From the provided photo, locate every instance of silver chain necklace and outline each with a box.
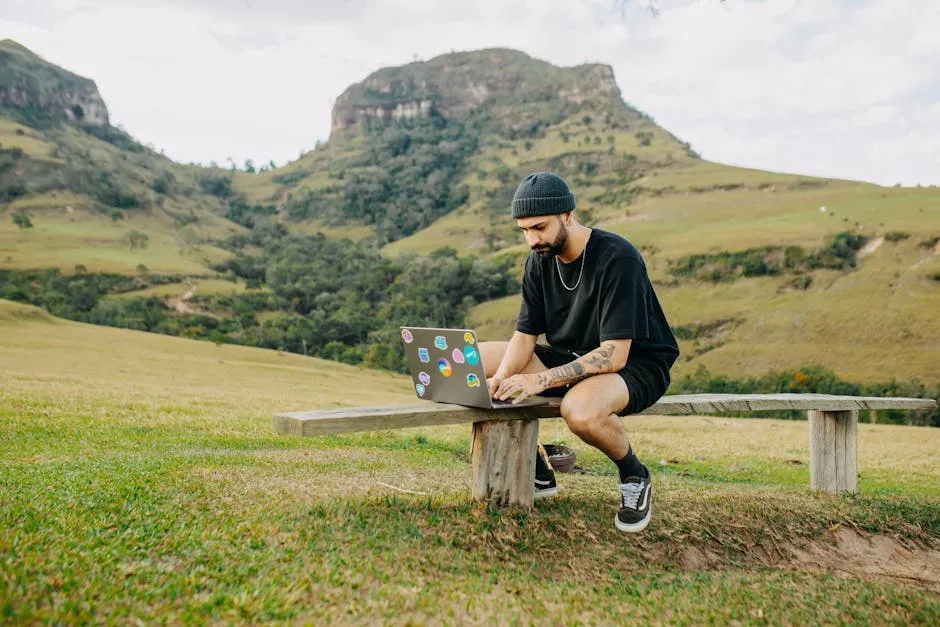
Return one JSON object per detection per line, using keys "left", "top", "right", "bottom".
{"left": 555, "top": 251, "right": 586, "bottom": 291}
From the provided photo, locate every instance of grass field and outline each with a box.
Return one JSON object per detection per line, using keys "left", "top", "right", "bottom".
{"left": 0, "top": 202, "right": 235, "bottom": 275}
{"left": 1, "top": 300, "right": 937, "bottom": 623}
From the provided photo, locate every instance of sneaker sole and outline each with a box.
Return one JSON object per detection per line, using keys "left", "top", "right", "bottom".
{"left": 614, "top": 505, "right": 651, "bottom": 533}
{"left": 534, "top": 487, "right": 558, "bottom": 500}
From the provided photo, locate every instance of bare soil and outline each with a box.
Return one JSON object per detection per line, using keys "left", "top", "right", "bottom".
{"left": 681, "top": 527, "right": 940, "bottom": 590}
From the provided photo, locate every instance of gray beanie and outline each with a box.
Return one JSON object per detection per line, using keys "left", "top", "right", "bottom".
{"left": 510, "top": 171, "right": 576, "bottom": 219}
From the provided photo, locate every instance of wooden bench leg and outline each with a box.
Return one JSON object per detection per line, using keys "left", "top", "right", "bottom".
{"left": 808, "top": 409, "right": 858, "bottom": 494}
{"left": 471, "top": 418, "right": 538, "bottom": 507}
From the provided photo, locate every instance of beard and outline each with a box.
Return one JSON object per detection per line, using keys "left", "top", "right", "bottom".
{"left": 532, "top": 220, "right": 568, "bottom": 258}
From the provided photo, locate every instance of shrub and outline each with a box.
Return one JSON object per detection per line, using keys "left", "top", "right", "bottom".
{"left": 81, "top": 124, "right": 144, "bottom": 153}
{"left": 199, "top": 173, "right": 234, "bottom": 198}
{"left": 152, "top": 170, "right": 175, "bottom": 195}
{"left": 12, "top": 212, "right": 33, "bottom": 229}
{"left": 123, "top": 229, "right": 149, "bottom": 250}
{"left": 884, "top": 231, "right": 910, "bottom": 242}
{"left": 272, "top": 170, "right": 309, "bottom": 186}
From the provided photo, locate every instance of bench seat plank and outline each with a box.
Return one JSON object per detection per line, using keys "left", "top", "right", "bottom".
{"left": 641, "top": 393, "right": 936, "bottom": 415}
{"left": 274, "top": 402, "right": 563, "bottom": 437}
{"left": 274, "top": 394, "right": 935, "bottom": 436}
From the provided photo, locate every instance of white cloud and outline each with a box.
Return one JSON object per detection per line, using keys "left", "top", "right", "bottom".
{"left": 2, "top": 0, "right": 938, "bottom": 185}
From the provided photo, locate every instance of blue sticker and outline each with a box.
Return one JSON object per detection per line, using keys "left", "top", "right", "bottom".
{"left": 467, "top": 373, "right": 481, "bottom": 388}
{"left": 418, "top": 348, "right": 430, "bottom": 363}
{"left": 415, "top": 383, "right": 426, "bottom": 397}
{"left": 464, "top": 345, "right": 480, "bottom": 366}
{"left": 434, "top": 335, "right": 448, "bottom": 350}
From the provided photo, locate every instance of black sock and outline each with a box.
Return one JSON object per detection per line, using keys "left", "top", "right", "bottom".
{"left": 614, "top": 447, "right": 647, "bottom": 482}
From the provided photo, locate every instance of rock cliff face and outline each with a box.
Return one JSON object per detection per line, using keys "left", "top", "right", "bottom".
{"left": 331, "top": 48, "right": 624, "bottom": 135}
{"left": 0, "top": 39, "right": 110, "bottom": 126}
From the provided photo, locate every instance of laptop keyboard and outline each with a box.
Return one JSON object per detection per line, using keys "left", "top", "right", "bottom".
{"left": 490, "top": 398, "right": 546, "bottom": 409}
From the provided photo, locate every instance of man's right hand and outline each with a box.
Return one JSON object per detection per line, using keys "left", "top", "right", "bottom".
{"left": 486, "top": 375, "right": 505, "bottom": 400}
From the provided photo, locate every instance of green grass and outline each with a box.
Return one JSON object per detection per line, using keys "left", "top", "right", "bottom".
{"left": 1, "top": 301, "right": 938, "bottom": 622}
{"left": 0, "top": 118, "right": 58, "bottom": 159}
{"left": 0, "top": 203, "right": 234, "bottom": 274}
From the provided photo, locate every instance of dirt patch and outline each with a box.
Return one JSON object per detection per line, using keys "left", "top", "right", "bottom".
{"left": 672, "top": 527, "right": 940, "bottom": 590}
{"left": 166, "top": 285, "right": 215, "bottom": 317}
{"left": 857, "top": 235, "right": 884, "bottom": 259}
{"left": 785, "top": 527, "right": 940, "bottom": 590}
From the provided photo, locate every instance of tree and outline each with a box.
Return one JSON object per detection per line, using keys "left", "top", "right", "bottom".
{"left": 123, "top": 229, "right": 149, "bottom": 250}
{"left": 244, "top": 159, "right": 255, "bottom": 173}
{"left": 12, "top": 212, "right": 33, "bottom": 229}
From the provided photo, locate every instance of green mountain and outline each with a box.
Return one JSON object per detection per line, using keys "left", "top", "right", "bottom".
{"left": 1, "top": 41, "right": 937, "bottom": 387}
{"left": 0, "top": 39, "right": 242, "bottom": 274}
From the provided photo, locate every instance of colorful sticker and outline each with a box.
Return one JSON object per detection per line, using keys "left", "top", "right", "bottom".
{"left": 415, "top": 383, "right": 426, "bottom": 397}
{"left": 434, "top": 335, "right": 448, "bottom": 350}
{"left": 464, "top": 345, "right": 480, "bottom": 366}
{"left": 418, "top": 348, "right": 430, "bottom": 363}
{"left": 466, "top": 373, "right": 481, "bottom": 388}
{"left": 452, "top": 348, "right": 466, "bottom": 364}
{"left": 464, "top": 332, "right": 475, "bottom": 345}
{"left": 401, "top": 328, "right": 414, "bottom": 344}
{"left": 437, "top": 358, "right": 453, "bottom": 377}
{"left": 418, "top": 371, "right": 431, "bottom": 385}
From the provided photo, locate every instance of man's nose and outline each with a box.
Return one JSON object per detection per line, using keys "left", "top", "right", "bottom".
{"left": 524, "top": 232, "right": 539, "bottom": 247}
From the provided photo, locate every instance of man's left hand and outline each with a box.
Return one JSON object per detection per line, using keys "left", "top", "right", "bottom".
{"left": 494, "top": 373, "right": 547, "bottom": 404}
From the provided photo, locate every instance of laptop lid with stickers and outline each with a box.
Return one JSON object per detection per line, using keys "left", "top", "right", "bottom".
{"left": 400, "top": 326, "right": 548, "bottom": 409}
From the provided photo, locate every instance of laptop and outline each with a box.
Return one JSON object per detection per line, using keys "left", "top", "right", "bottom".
{"left": 400, "top": 326, "right": 549, "bottom": 409}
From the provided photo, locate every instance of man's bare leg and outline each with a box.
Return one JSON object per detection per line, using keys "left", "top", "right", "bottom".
{"left": 558, "top": 374, "right": 632, "bottom": 459}
{"left": 561, "top": 374, "right": 652, "bottom": 532}
{"left": 478, "top": 341, "right": 548, "bottom": 378}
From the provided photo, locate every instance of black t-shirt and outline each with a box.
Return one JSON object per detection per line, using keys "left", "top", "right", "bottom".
{"left": 516, "top": 227, "right": 679, "bottom": 376}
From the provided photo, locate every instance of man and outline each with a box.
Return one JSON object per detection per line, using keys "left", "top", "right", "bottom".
{"left": 482, "top": 171, "right": 679, "bottom": 533}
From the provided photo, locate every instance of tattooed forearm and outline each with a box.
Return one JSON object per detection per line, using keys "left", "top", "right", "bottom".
{"left": 583, "top": 343, "right": 615, "bottom": 370}
{"left": 540, "top": 341, "right": 623, "bottom": 388}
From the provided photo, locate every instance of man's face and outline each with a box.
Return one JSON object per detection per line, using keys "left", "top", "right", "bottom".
{"left": 517, "top": 214, "right": 569, "bottom": 258}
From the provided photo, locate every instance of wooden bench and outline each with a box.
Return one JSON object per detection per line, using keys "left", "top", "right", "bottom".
{"left": 273, "top": 393, "right": 936, "bottom": 507}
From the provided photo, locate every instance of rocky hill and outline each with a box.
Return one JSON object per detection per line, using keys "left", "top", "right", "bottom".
{"left": 0, "top": 39, "right": 109, "bottom": 126}
{"left": 0, "top": 40, "right": 242, "bottom": 275}
{"left": 234, "top": 48, "right": 697, "bottom": 245}
{"left": 331, "top": 48, "right": 626, "bottom": 135}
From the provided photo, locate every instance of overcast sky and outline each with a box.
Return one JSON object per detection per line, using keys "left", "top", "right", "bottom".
{"left": 3, "top": 0, "right": 938, "bottom": 186}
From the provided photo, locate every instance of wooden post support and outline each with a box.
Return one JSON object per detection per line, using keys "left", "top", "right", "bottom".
{"left": 808, "top": 409, "right": 858, "bottom": 493}
{"left": 471, "top": 418, "right": 538, "bottom": 507}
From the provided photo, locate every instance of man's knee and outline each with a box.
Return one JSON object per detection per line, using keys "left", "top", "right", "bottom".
{"left": 560, "top": 394, "right": 609, "bottom": 437}
{"left": 560, "top": 376, "right": 631, "bottom": 435}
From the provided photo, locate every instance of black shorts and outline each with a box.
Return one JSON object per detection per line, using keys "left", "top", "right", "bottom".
{"left": 533, "top": 344, "right": 670, "bottom": 415}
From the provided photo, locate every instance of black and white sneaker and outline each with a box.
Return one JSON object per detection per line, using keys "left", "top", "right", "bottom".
{"left": 535, "top": 448, "right": 558, "bottom": 500}
{"left": 615, "top": 472, "right": 652, "bottom": 532}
